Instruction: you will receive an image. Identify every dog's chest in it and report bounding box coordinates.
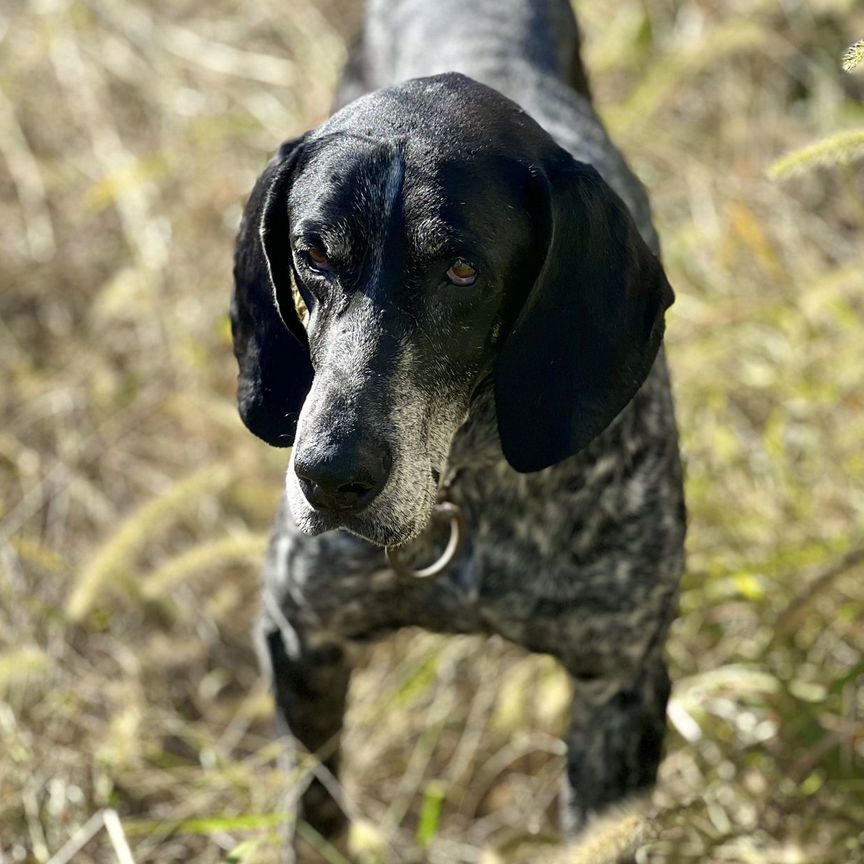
[446,450,625,584]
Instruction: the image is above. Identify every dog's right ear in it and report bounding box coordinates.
[231,135,313,447]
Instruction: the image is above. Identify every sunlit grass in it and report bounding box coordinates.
[1,0,863,862]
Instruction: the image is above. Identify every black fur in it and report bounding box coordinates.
[495,157,674,472]
[232,136,313,446]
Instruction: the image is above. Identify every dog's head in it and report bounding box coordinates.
[232,73,673,547]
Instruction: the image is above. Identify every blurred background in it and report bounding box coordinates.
[1,0,863,861]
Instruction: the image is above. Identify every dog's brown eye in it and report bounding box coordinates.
[306,247,332,272]
[446,258,478,286]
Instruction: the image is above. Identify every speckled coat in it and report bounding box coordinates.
[250,0,687,854]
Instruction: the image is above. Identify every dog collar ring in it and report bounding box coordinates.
[385,501,466,579]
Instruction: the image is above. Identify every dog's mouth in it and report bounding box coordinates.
[293,502,435,549]
[286,459,440,549]
[350,513,429,549]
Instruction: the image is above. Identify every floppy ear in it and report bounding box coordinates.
[231,135,313,447]
[494,157,674,473]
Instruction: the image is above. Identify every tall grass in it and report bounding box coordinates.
[771,37,864,178]
[1,1,863,862]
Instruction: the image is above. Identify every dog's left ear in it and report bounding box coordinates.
[494,155,674,473]
[231,135,313,447]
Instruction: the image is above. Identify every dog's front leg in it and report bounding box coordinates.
[561,650,670,834]
[262,619,352,862]
[256,518,443,862]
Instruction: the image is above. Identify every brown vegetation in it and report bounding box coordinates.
[1,0,863,861]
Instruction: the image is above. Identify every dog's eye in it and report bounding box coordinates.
[446,258,478,286]
[305,247,332,272]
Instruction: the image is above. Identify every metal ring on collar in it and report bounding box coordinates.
[385,501,466,579]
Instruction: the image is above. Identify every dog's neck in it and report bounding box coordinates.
[444,376,505,477]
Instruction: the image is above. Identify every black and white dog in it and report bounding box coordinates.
[231,0,685,856]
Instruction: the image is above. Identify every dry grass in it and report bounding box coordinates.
[1,0,864,862]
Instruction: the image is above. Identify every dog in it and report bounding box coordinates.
[230,0,686,857]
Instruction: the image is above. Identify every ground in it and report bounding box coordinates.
[1,0,864,861]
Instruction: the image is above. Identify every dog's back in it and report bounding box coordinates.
[339,0,589,103]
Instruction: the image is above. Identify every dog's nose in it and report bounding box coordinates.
[294,445,392,514]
